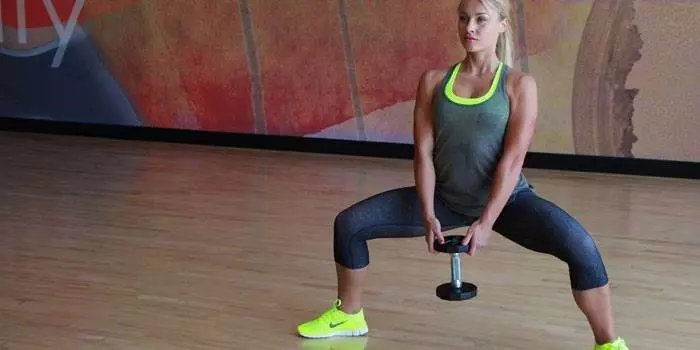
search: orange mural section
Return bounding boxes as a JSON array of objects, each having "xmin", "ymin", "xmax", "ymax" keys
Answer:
[{"xmin": 518, "ymin": 0, "xmax": 565, "ymax": 57}]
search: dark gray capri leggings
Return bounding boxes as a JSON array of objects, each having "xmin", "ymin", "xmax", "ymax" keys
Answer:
[{"xmin": 333, "ymin": 186, "xmax": 609, "ymax": 291}]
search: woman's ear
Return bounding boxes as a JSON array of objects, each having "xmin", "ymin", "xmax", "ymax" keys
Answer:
[{"xmin": 500, "ymin": 17, "xmax": 509, "ymax": 33}]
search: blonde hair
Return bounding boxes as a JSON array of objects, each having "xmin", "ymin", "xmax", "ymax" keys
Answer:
[{"xmin": 461, "ymin": 0, "xmax": 515, "ymax": 66}]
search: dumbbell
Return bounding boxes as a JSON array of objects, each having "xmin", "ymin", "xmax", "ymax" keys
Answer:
[{"xmin": 433, "ymin": 235, "xmax": 477, "ymax": 301}]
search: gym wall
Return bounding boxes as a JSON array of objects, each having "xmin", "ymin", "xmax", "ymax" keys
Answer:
[{"xmin": 0, "ymin": 0, "xmax": 698, "ymax": 164}]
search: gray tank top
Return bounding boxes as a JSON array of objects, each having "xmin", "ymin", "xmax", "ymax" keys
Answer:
[{"xmin": 432, "ymin": 61, "xmax": 529, "ymax": 217}]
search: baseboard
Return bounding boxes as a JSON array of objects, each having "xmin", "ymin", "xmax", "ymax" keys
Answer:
[
  {"xmin": 1, "ymin": 117, "xmax": 697, "ymax": 180},
  {"xmin": 522, "ymin": 152, "xmax": 698, "ymax": 179}
]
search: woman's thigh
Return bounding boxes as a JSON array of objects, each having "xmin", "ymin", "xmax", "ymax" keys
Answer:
[
  {"xmin": 492, "ymin": 188, "xmax": 608, "ymax": 290},
  {"xmin": 335, "ymin": 186, "xmax": 475, "ymax": 238},
  {"xmin": 333, "ymin": 186, "xmax": 475, "ymax": 268}
]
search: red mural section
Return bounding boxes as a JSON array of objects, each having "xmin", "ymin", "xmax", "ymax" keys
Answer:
[
  {"xmin": 168, "ymin": 1, "xmax": 254, "ymax": 132},
  {"xmin": 89, "ymin": 1, "xmax": 466, "ymax": 136},
  {"xmin": 249, "ymin": 0, "xmax": 353, "ymax": 136},
  {"xmin": 1, "ymin": 0, "xmax": 137, "ymax": 27},
  {"xmin": 347, "ymin": 2, "xmax": 464, "ymax": 116},
  {"xmin": 2, "ymin": 1, "xmax": 569, "ymax": 136},
  {"xmin": 86, "ymin": 1, "xmax": 254, "ymax": 132}
]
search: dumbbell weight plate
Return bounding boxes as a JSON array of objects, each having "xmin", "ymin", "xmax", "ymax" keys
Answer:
[
  {"xmin": 436, "ymin": 282, "xmax": 477, "ymax": 301},
  {"xmin": 433, "ymin": 235, "xmax": 470, "ymax": 254}
]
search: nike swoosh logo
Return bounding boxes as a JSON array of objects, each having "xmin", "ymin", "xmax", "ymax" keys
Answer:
[{"xmin": 329, "ymin": 321, "xmax": 347, "ymax": 328}]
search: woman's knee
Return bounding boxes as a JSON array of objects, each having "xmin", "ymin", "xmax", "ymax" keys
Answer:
[
  {"xmin": 332, "ymin": 197, "xmax": 376, "ymax": 241},
  {"xmin": 561, "ymin": 227, "xmax": 609, "ymax": 291},
  {"xmin": 331, "ymin": 193, "xmax": 390, "ymax": 269},
  {"xmin": 333, "ymin": 206, "xmax": 365, "ymax": 267},
  {"xmin": 332, "ymin": 187, "xmax": 423, "ymax": 269},
  {"xmin": 333, "ymin": 206, "xmax": 354, "ymax": 237},
  {"xmin": 505, "ymin": 192, "xmax": 610, "ymax": 290}
]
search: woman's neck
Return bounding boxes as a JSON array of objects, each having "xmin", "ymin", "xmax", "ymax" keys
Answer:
[{"xmin": 461, "ymin": 52, "xmax": 501, "ymax": 76}]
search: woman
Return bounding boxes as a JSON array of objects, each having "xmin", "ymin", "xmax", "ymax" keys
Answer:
[{"xmin": 297, "ymin": 1, "xmax": 629, "ymax": 349}]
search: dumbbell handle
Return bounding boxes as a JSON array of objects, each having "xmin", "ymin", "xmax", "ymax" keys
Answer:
[{"xmin": 450, "ymin": 253, "xmax": 461, "ymax": 289}]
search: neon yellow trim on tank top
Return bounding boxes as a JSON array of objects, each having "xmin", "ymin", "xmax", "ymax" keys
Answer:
[{"xmin": 445, "ymin": 61, "xmax": 503, "ymax": 105}]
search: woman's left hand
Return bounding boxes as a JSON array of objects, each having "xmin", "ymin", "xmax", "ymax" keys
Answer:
[{"xmin": 461, "ymin": 219, "xmax": 493, "ymax": 256}]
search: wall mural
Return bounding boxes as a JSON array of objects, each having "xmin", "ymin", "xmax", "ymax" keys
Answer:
[
  {"xmin": 572, "ymin": 0, "xmax": 642, "ymax": 158},
  {"xmin": 0, "ymin": 0, "xmax": 697, "ymax": 162}
]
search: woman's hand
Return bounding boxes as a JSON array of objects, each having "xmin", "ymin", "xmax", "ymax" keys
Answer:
[
  {"xmin": 425, "ymin": 216, "xmax": 445, "ymax": 254},
  {"xmin": 461, "ymin": 219, "xmax": 493, "ymax": 256}
]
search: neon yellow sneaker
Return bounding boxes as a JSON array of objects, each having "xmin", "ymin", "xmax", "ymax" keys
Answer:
[
  {"xmin": 594, "ymin": 337, "xmax": 629, "ymax": 350},
  {"xmin": 297, "ymin": 299, "xmax": 368, "ymax": 339}
]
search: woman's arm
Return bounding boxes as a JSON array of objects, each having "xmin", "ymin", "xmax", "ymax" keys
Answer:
[
  {"xmin": 463, "ymin": 72, "xmax": 539, "ymax": 254},
  {"xmin": 413, "ymin": 71, "xmax": 437, "ymax": 219},
  {"xmin": 413, "ymin": 70, "xmax": 444, "ymax": 251}
]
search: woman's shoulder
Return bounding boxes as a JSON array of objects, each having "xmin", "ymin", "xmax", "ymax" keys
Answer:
[
  {"xmin": 417, "ymin": 65, "xmax": 455, "ymax": 94},
  {"xmin": 504, "ymin": 66, "xmax": 538, "ymax": 100}
]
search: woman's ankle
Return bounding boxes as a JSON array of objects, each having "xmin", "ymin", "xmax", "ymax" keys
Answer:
[
  {"xmin": 594, "ymin": 332, "xmax": 618, "ymax": 346},
  {"xmin": 336, "ymin": 297, "xmax": 362, "ymax": 314}
]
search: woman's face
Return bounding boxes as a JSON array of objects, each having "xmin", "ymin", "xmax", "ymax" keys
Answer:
[{"xmin": 457, "ymin": 0, "xmax": 506, "ymax": 54}]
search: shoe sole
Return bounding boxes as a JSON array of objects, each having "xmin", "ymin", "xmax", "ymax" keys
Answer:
[{"xmin": 298, "ymin": 328, "xmax": 369, "ymax": 339}]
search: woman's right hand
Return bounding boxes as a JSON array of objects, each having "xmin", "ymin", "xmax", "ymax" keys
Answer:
[{"xmin": 425, "ymin": 216, "xmax": 445, "ymax": 254}]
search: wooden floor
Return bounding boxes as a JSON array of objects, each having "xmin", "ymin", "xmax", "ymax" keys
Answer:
[{"xmin": 0, "ymin": 131, "xmax": 698, "ymax": 350}]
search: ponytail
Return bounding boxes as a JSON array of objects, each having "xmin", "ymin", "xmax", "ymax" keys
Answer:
[{"xmin": 496, "ymin": 17, "xmax": 514, "ymax": 66}]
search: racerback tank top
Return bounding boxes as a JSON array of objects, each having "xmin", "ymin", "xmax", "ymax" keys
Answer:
[{"xmin": 432, "ymin": 61, "xmax": 529, "ymax": 217}]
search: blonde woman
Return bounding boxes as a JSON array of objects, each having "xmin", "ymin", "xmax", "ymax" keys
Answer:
[{"xmin": 297, "ymin": 1, "xmax": 629, "ymax": 349}]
